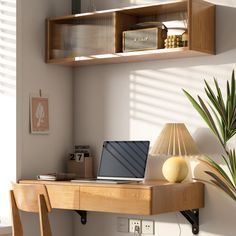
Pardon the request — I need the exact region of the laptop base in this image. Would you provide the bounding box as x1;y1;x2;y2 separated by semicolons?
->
71;179;141;184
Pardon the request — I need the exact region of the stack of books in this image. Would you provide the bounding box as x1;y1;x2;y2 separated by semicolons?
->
37;173;76;181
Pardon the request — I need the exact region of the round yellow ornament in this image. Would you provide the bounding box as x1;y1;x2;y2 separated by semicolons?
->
162;156;188;183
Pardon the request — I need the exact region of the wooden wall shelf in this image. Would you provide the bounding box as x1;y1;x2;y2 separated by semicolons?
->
46;0;215;67
47;47;212;67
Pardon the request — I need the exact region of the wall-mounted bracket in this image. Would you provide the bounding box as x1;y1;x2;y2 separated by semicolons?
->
75;210;87;224
180;209;199;235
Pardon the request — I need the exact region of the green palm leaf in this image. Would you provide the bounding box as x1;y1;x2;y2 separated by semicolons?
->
183;90;213;127
214;79;226;116
204;81;226;122
183;69;236;201
231;70;235;107
205;171;236;201
208;103;224;141
228;150;236;184
201;156;236;191
198;96;223;145
183;89;224;146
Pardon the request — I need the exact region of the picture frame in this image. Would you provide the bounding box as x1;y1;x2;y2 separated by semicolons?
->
30;96;49;134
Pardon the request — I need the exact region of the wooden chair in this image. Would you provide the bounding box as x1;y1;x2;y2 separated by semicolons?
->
10;183;52;236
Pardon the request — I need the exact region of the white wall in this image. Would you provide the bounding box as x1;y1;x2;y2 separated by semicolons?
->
16;0;74;236
74;0;236;236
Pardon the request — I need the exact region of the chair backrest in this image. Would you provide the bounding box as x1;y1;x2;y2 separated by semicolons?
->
10;183;52;236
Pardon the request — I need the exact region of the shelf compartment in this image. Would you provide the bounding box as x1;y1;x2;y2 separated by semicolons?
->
46;12;116;61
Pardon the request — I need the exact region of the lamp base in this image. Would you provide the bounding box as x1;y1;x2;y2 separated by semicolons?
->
162;156;188;183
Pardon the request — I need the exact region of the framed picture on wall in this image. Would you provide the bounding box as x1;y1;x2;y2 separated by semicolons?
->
30;96;49;134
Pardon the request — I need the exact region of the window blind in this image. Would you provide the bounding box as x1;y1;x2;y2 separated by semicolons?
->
0;0;16;225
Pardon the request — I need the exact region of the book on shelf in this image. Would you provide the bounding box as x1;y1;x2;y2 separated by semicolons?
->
37;173;76;181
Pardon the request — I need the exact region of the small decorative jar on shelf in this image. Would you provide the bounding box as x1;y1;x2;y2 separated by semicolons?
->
164;35;183;49
182;30;188;47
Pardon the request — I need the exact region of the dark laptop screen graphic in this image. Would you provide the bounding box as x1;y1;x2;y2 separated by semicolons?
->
98;141;150;181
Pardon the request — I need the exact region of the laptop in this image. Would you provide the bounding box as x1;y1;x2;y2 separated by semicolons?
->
71;140;150;184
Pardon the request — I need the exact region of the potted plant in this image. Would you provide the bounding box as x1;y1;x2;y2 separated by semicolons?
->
183;70;236;201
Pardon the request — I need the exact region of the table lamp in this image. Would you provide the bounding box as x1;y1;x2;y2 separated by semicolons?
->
150;123;199;183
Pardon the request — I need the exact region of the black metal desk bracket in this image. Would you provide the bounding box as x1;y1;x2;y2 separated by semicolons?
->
75;209;199;232
180;209;199;235
75;210;87;224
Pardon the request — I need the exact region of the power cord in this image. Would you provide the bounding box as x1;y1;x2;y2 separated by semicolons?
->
175;213;182;236
134;225;141;236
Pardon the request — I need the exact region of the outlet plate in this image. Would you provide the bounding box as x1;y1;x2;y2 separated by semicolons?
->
142;220;154;235
129;219;141;233
117;217;129;233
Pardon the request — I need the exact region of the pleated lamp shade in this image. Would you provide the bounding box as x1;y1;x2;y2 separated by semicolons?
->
150;123;199;156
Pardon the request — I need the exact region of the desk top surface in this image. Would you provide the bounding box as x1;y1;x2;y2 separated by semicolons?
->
20;179;203;189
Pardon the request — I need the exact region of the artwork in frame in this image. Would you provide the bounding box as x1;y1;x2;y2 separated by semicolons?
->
30;96;49;134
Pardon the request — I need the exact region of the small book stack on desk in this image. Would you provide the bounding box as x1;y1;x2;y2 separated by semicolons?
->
37;173;76;181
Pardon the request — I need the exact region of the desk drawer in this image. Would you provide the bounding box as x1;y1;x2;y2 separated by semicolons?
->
46;185;80;210
80;186;151;215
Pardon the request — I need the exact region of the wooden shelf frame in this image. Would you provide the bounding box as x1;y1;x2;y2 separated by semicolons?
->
46;0;215;66
47;47;211;66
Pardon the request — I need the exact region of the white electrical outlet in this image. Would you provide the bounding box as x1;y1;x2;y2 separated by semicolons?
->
129;219;141;233
141;220;154;235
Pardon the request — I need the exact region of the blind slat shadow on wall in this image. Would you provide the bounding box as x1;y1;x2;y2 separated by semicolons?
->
0;0;16;225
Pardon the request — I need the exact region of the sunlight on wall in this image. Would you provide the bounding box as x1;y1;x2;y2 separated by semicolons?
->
129;64;234;181
0;0;16;223
129;65;232;145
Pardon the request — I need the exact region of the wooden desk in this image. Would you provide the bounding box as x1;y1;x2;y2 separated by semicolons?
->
20;180;204;215
20;180;204;234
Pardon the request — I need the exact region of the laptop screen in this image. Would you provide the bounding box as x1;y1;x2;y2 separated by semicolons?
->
97;141;150;181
